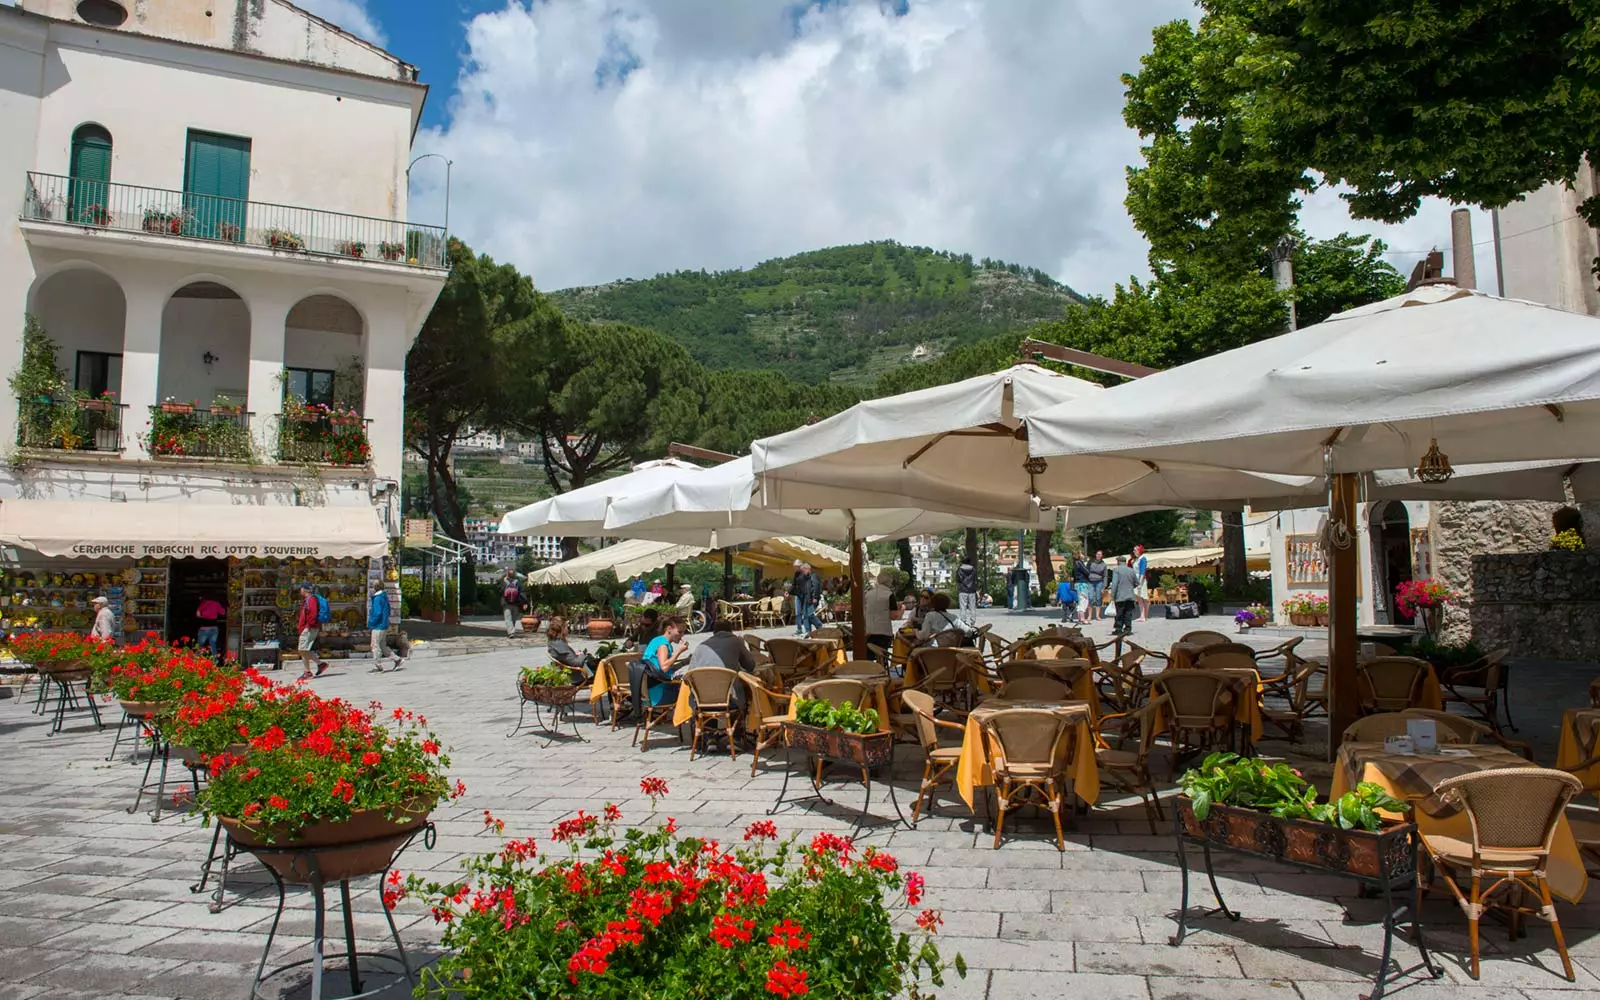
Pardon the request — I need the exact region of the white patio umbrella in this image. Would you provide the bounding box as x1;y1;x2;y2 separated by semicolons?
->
1024;284;1600;756
1026;285;1600;476
527;537;711;585
498;459;704;538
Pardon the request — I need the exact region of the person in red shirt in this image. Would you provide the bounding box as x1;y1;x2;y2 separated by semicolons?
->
294;583;327;680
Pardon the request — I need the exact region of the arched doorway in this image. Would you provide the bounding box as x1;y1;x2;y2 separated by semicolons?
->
281;294;366;464
1369;501;1414;625
24;268;128;451
68;124;113;225
155;281;251;459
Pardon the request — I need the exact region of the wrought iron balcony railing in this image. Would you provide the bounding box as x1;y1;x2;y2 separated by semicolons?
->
22;172;447;269
147;404;255;461
16;398;126;453
277;411;373;467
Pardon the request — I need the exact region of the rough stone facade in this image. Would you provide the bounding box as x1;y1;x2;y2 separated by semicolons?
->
1434;499;1600;659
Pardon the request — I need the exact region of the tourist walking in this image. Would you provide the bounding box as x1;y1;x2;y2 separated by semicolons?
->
1071;551;1092;622
1134;544;1151;622
195;595;225;654
794;563;823;635
1085;551;1108;621
500;568;527;638
955;558;978;625
368;581;397;671
1107;556;1140;637
294;583;328;679
89;595;115;641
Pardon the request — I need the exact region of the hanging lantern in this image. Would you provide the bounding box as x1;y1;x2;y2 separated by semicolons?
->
805;508;823;515
1416;438;1454;483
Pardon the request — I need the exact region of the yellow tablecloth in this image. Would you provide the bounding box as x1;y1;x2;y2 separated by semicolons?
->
1556;708;1600;790
590;662;617;704
955;700;1099;809
786;677;892;734
1152;667;1264;744
1334;742;1587;903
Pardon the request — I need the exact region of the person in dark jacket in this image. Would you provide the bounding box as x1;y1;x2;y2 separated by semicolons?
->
500;568;526;638
1085;551;1108;621
1070;552;1091;623
955;560;979;625
793;563;823;636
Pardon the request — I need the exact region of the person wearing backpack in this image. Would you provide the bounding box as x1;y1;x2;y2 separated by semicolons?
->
295;583;329;679
500;567;527;638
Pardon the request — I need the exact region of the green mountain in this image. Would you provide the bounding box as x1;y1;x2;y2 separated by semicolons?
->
550;241;1085;384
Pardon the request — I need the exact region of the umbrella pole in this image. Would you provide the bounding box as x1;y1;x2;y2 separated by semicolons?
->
723;550;735;605
848;520;867;660
1326;473;1360;761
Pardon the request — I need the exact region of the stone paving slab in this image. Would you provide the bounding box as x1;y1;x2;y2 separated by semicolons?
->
0;612;1596;998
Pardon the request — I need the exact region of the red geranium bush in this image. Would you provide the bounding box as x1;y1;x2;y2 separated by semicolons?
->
8;630;108;667
199;697;463;842
391;780;964;999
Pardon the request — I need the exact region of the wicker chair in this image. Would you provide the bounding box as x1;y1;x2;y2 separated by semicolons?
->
1197;642;1258;663
999;676;1073;702
999;657;1089;688
981;708;1077;850
1010;636;1073;661
1439;649;1512;733
738;671;791;777
1401;708;1535;758
1258;657;1327;742
902;689;964;822
1152;669;1238;776
1421;768;1582;982
1191;650;1257;673
597;652;641;730
1252;636;1304;674
908;647;982;712
809;626;845;642
1095;693;1169;834
681;667;740;761
632;669;684;752
764;638;822;687
1178;630;1231;648
1341;712;1469;745
1357;657;1432;714
798;677;870;710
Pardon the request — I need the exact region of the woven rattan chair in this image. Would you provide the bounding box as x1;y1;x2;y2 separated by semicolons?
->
1422;768;1582;982
597;652;641;730
981;708;1076;851
1095;693;1169;834
1439;649;1512;733
1357;657;1432;714
999;676;1073;702
834;658;884;680
1258;657;1326;742
716;599;746;629
809;626;844;642
1341;712;1466;745
799;677;870;710
1152;669;1237;776
1178;630;1230;648
902;689;964;822
1191;650;1257;673
1095;648;1149;714
1252;636;1304;674
1197;642;1258;663
738;670;791;777
682;666;740;761
908;647;982;712
764;638;822;687
999;657;1089;688
632;669;684;752
1010;636;1072;661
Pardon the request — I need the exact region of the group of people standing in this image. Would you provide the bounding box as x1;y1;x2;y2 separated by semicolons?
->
1057;545;1149;636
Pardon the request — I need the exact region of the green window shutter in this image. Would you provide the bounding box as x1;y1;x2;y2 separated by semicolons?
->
184;130;251;240
68;125;112;224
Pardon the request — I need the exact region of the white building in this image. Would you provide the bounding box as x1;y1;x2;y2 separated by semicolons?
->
1497;161;1600;317
907;533;952;586
456;427;505;453
0;0;447;648
462;517;561;568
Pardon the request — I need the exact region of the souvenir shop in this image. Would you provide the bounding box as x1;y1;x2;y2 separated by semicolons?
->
0;500;391;669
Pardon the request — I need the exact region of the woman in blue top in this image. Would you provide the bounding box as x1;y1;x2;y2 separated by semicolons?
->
627;616;689;721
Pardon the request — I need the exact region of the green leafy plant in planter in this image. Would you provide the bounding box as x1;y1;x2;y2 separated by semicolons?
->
794;697;880;734
519;663;576;689
378;240;406;261
263;228;304;251
1180;752;1407;832
336;240;366;258
593;640;621;659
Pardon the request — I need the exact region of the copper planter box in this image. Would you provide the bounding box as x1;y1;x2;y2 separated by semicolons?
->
1175;797;1414;881
518;680;580;706
782;721;893;768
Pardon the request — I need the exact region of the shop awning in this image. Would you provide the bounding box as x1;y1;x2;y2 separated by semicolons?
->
0;499;389;560
1140;545;1271;573
528;538;713;585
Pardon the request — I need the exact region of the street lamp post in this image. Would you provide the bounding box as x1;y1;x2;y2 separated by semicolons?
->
406;152;453;238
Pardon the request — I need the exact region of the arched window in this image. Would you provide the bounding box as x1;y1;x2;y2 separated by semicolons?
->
68;124;113;225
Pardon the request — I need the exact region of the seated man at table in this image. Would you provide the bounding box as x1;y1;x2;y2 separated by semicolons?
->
627;616;690;720
688;618;752;716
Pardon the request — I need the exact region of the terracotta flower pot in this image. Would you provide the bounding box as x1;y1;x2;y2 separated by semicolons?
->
221;803;431;884
117;699;174;718
587;620;614;639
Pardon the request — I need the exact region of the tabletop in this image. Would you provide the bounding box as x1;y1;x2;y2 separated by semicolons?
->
1338;741;1530;812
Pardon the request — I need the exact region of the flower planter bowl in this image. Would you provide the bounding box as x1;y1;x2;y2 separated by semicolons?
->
782;721;894;769
1174;797;1413;880
160;403;194;415
520;615;541;631
78;399;112;412
1315;613;1330;627
117;699;174;719
327;415;362;427
221;803;432;884
518;680;580;706
586;619;614;639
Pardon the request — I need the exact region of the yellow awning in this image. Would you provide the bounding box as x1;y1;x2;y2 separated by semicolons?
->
0;499;388;560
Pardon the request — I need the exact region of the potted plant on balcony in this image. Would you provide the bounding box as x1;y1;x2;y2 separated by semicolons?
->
217;220;242;243
82;204;111;227
160;397;195;415
378;240;405;261
141;208;189;236
336;240;366;258
77;391;112;413
209;395;243;417
262;228;304;251
326;407;362;428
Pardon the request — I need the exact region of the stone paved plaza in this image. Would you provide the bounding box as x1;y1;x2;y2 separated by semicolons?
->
2;611;1598;1000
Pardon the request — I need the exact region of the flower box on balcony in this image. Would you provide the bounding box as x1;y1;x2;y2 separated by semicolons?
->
77;399;112;413
285;410;320;423
327;414;362;427
160;402;194;415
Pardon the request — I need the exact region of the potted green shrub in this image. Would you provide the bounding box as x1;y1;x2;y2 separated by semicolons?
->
518;663;581;706
786;697;890;767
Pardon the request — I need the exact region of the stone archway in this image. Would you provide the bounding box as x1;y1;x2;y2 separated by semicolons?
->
1368;501;1413;625
23;268;128;451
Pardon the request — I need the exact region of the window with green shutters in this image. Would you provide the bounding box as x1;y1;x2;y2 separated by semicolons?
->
183;130;251;241
68;124;112;225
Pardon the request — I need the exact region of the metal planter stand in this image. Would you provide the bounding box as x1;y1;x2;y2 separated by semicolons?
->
1169;798;1442;1000
246;822;436;1000
507;681;585;744
39;667;103;735
768;721;907;837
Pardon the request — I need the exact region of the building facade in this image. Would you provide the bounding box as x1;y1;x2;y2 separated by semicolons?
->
0;0;446;656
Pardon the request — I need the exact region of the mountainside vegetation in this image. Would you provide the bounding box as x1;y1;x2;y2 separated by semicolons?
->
550;241;1085;384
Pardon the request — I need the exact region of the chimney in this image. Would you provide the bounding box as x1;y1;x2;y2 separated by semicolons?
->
1451;208;1476;290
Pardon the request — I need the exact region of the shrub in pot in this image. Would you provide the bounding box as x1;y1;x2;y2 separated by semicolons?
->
392;779;963;998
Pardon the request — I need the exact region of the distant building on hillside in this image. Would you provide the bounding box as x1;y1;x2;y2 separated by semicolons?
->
463;517;562;568
907;534;951;586
455;427;505;452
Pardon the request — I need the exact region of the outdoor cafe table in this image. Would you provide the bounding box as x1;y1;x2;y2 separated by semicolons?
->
954;699;1099;810
1334;741;1588;902
797;636;846;669
1556;708;1600;790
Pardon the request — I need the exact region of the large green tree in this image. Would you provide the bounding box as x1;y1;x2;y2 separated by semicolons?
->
694;370;858;455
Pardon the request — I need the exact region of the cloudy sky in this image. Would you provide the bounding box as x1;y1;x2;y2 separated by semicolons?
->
301;0;1499;295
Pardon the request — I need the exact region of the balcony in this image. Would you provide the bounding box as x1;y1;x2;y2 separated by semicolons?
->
277;408;373;467
147;404;255;461
16;398;126;454
22;172;448;269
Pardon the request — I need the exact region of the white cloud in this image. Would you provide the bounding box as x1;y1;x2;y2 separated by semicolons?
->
413;0;1499;297
295;0;387;48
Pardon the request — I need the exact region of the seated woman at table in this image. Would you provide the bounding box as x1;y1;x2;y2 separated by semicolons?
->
627;616;690;720
916;593;962;643
545;617;595;682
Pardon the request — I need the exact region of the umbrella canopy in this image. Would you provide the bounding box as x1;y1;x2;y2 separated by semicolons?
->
499;459;704;538
750;363;1327;519
526;538;711;585
602;456;1054;546
1026;285;1600;475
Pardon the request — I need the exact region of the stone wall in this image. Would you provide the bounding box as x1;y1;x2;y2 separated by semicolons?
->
1433;499;1600;660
